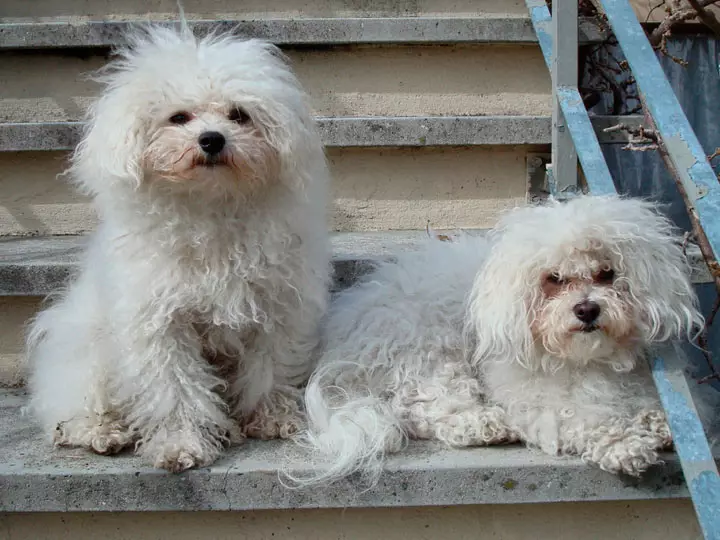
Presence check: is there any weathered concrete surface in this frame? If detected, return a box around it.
[0,117,552,152]
[2,0,691,22]
[0,17,605,48]
[0,388,705,512]
[0,232,713,296]
[0,122,83,152]
[0,231,449,296]
[0,116,650,151]
[0,0,529,21]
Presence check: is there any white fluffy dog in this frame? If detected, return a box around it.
[288,195,702,487]
[26,25,331,471]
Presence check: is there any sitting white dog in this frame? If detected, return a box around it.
[288,195,703,487]
[27,25,331,471]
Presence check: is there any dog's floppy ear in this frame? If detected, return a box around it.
[615,203,703,343]
[466,236,537,371]
[236,40,325,195]
[69,86,145,196]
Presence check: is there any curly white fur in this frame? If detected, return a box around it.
[26,24,331,472]
[288,195,705,487]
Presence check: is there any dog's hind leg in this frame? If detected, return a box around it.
[399,377,520,447]
[27,278,134,454]
[241,385,304,440]
[405,399,520,447]
[230,330,309,440]
[230,311,321,439]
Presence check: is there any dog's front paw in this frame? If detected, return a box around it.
[582,435,662,476]
[145,434,222,472]
[635,410,672,449]
[154,448,203,473]
[89,421,135,455]
[54,414,134,455]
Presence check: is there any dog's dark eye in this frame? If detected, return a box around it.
[546,272,565,285]
[229,107,251,124]
[596,268,615,283]
[169,112,191,125]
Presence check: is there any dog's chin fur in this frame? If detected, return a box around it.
[285,195,711,488]
[26,25,331,472]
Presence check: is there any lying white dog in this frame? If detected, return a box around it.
[289,195,703,486]
[27,25,331,471]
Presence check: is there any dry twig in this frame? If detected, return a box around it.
[584,0,720,381]
[425,221,454,242]
[603,122,660,151]
[607,123,720,382]
[647,0,720,64]
[635,107,720,383]
[687,0,720,35]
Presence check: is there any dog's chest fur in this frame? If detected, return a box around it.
[126,197,304,330]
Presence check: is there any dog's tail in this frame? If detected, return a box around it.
[283,360,406,488]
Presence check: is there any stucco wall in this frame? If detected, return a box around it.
[0,500,702,540]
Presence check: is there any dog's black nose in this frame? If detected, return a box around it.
[198,131,225,155]
[573,300,601,324]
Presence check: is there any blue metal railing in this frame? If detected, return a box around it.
[525,1,720,537]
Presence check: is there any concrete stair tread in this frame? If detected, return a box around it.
[0,232,713,296]
[0,115,645,151]
[0,387,700,512]
[0,17,605,49]
[0,231,455,296]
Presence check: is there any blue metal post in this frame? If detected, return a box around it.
[525,0,616,195]
[551,0,579,195]
[652,346,720,540]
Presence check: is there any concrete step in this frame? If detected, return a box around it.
[1,0,529,21]
[0,231,465,386]
[0,116,640,151]
[0,146,535,235]
[0,17,605,49]
[0,231,457,296]
[0,231,711,387]
[0,231,713,297]
[0,386,703,512]
[1,117,552,151]
[0,44,554,121]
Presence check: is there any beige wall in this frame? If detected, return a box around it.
[0,297,37,387]
[0,500,702,540]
